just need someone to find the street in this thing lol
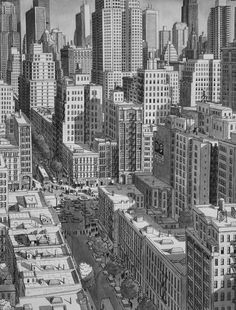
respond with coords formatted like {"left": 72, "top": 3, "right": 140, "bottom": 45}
{"left": 66, "top": 231, "right": 124, "bottom": 310}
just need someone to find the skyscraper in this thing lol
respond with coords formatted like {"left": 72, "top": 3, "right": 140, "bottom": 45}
{"left": 6, "top": 46, "right": 21, "bottom": 96}
{"left": 159, "top": 26, "right": 171, "bottom": 57}
{"left": 207, "top": 0, "right": 234, "bottom": 59}
{"left": 74, "top": 2, "right": 92, "bottom": 47}
{"left": 0, "top": 1, "right": 20, "bottom": 81}
{"left": 33, "top": 0, "right": 50, "bottom": 30}
{"left": 181, "top": 0, "right": 198, "bottom": 37}
{"left": 142, "top": 8, "right": 159, "bottom": 55}
{"left": 92, "top": 0, "right": 142, "bottom": 98}
{"left": 172, "top": 22, "right": 188, "bottom": 57}
{"left": 26, "top": 6, "right": 46, "bottom": 54}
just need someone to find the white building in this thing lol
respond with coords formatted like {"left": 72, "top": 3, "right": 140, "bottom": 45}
{"left": 187, "top": 200, "right": 236, "bottom": 310}
{"left": 19, "top": 43, "right": 56, "bottom": 117}
{"left": 180, "top": 54, "right": 221, "bottom": 107}
{"left": 6, "top": 47, "right": 21, "bottom": 96}
{"left": 172, "top": 22, "right": 188, "bottom": 57}
{"left": 136, "top": 59, "right": 171, "bottom": 125}
{"left": 0, "top": 80, "right": 15, "bottom": 124}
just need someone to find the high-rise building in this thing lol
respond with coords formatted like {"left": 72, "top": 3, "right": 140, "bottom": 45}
{"left": 207, "top": 0, "right": 234, "bottom": 59}
{"left": 19, "top": 43, "right": 56, "bottom": 117}
{"left": 161, "top": 41, "right": 178, "bottom": 63}
{"left": 6, "top": 47, "right": 21, "bottom": 96}
{"left": 61, "top": 45, "right": 92, "bottom": 76}
{"left": 104, "top": 89, "right": 143, "bottom": 184}
{"left": 25, "top": 6, "right": 46, "bottom": 54}
{"left": 172, "top": 22, "right": 188, "bottom": 57}
{"left": 74, "top": 2, "right": 92, "bottom": 47}
{"left": 33, "top": 0, "right": 50, "bottom": 30}
{"left": 136, "top": 59, "right": 171, "bottom": 125}
{"left": 92, "top": 0, "right": 142, "bottom": 98}
{"left": 84, "top": 84, "right": 103, "bottom": 145}
{"left": 221, "top": 42, "right": 236, "bottom": 111}
{"left": 181, "top": 0, "right": 198, "bottom": 38}
{"left": 218, "top": 132, "right": 236, "bottom": 203}
{"left": 0, "top": 1, "right": 20, "bottom": 81}
{"left": 180, "top": 54, "right": 221, "bottom": 107}
{"left": 0, "top": 80, "right": 15, "bottom": 124}
{"left": 186, "top": 200, "right": 236, "bottom": 310}
{"left": 142, "top": 8, "right": 159, "bottom": 55}
{"left": 159, "top": 26, "right": 172, "bottom": 57}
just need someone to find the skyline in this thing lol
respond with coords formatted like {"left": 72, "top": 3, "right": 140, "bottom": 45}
{"left": 20, "top": 0, "right": 214, "bottom": 42}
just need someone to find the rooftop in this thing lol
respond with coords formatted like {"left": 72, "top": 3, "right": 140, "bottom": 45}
{"left": 99, "top": 184, "right": 143, "bottom": 206}
{"left": 194, "top": 202, "right": 236, "bottom": 229}
{"left": 64, "top": 143, "right": 98, "bottom": 155}
{"left": 31, "top": 107, "right": 54, "bottom": 122}
{"left": 121, "top": 208, "right": 186, "bottom": 275}
{"left": 134, "top": 173, "right": 172, "bottom": 189}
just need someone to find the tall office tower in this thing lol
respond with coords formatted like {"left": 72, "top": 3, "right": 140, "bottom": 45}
{"left": 136, "top": 59, "right": 171, "bottom": 125}
{"left": 180, "top": 54, "right": 221, "bottom": 107}
{"left": 181, "top": 0, "right": 198, "bottom": 37}
{"left": 123, "top": 0, "right": 143, "bottom": 72}
{"left": 221, "top": 42, "right": 236, "bottom": 111}
{"left": 142, "top": 124, "right": 157, "bottom": 172}
{"left": 1, "top": 0, "right": 21, "bottom": 43}
{"left": 61, "top": 45, "right": 92, "bottom": 76}
{"left": 104, "top": 89, "right": 143, "bottom": 184}
{"left": 19, "top": 43, "right": 56, "bottom": 117}
{"left": 0, "top": 80, "right": 15, "bottom": 123}
{"left": 142, "top": 8, "right": 159, "bottom": 56}
{"left": 0, "top": 1, "right": 20, "bottom": 81}
{"left": 186, "top": 200, "right": 236, "bottom": 310}
{"left": 74, "top": 2, "right": 92, "bottom": 47}
{"left": 165, "top": 65, "right": 180, "bottom": 105}
{"left": 198, "top": 32, "right": 208, "bottom": 55}
{"left": 26, "top": 7, "right": 46, "bottom": 54}
{"left": 172, "top": 22, "right": 188, "bottom": 57}
{"left": 92, "top": 0, "right": 142, "bottom": 98}
{"left": 55, "top": 73, "right": 91, "bottom": 154}
{"left": 6, "top": 47, "right": 21, "bottom": 95}
{"left": 159, "top": 26, "right": 171, "bottom": 57}
{"left": 207, "top": 0, "right": 234, "bottom": 59}
{"left": 33, "top": 0, "right": 50, "bottom": 30}
{"left": 84, "top": 84, "right": 103, "bottom": 145}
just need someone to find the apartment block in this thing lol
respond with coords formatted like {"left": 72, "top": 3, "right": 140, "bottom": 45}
{"left": 61, "top": 143, "right": 99, "bottom": 187}
{"left": 98, "top": 184, "right": 144, "bottom": 253}
{"left": 0, "top": 80, "right": 15, "bottom": 124}
{"left": 5, "top": 190, "right": 84, "bottom": 309}
{"left": 61, "top": 45, "right": 92, "bottom": 76}
{"left": 104, "top": 89, "right": 143, "bottom": 184}
{"left": 218, "top": 132, "right": 236, "bottom": 203}
{"left": 117, "top": 208, "right": 187, "bottom": 310}
{"left": 186, "top": 200, "right": 236, "bottom": 310}
{"left": 19, "top": 43, "right": 56, "bottom": 117}
{"left": 221, "top": 42, "right": 236, "bottom": 111}
{"left": 134, "top": 173, "right": 173, "bottom": 216}
{"left": 180, "top": 54, "right": 221, "bottom": 107}
{"left": 197, "top": 101, "right": 236, "bottom": 140}
{"left": 136, "top": 60, "right": 171, "bottom": 125}
{"left": 93, "top": 137, "right": 118, "bottom": 184}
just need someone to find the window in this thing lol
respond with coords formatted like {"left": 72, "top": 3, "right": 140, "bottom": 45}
{"left": 220, "top": 292, "right": 225, "bottom": 301}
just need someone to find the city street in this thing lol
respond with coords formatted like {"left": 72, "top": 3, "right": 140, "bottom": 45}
{"left": 65, "top": 230, "right": 124, "bottom": 310}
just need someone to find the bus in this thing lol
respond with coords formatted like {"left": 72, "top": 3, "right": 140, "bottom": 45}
{"left": 37, "top": 166, "right": 50, "bottom": 184}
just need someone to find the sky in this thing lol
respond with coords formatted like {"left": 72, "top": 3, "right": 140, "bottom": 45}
{"left": 21, "top": 0, "right": 214, "bottom": 42}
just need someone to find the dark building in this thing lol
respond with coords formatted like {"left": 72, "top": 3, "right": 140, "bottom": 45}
{"left": 181, "top": 0, "right": 198, "bottom": 37}
{"left": 33, "top": 0, "right": 50, "bottom": 30}
{"left": 25, "top": 7, "right": 46, "bottom": 53}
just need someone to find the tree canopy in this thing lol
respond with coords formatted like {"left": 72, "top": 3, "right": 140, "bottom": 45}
{"left": 120, "top": 277, "right": 139, "bottom": 300}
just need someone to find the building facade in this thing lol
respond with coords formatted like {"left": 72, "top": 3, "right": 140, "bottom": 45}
{"left": 172, "top": 22, "right": 188, "bottom": 57}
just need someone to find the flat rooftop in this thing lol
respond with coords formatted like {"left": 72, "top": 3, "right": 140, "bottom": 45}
{"left": 194, "top": 203, "right": 236, "bottom": 229}
{"left": 31, "top": 107, "right": 54, "bottom": 122}
{"left": 99, "top": 184, "right": 143, "bottom": 205}
{"left": 134, "top": 173, "right": 172, "bottom": 189}
{"left": 64, "top": 143, "right": 98, "bottom": 155}
{"left": 121, "top": 208, "right": 186, "bottom": 275}
{"left": 16, "top": 292, "right": 84, "bottom": 310}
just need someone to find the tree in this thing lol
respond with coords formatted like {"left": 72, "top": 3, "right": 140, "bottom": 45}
{"left": 137, "top": 298, "right": 156, "bottom": 310}
{"left": 92, "top": 239, "right": 108, "bottom": 256}
{"left": 51, "top": 160, "right": 63, "bottom": 177}
{"left": 105, "top": 262, "right": 122, "bottom": 277}
{"left": 120, "top": 277, "right": 139, "bottom": 300}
